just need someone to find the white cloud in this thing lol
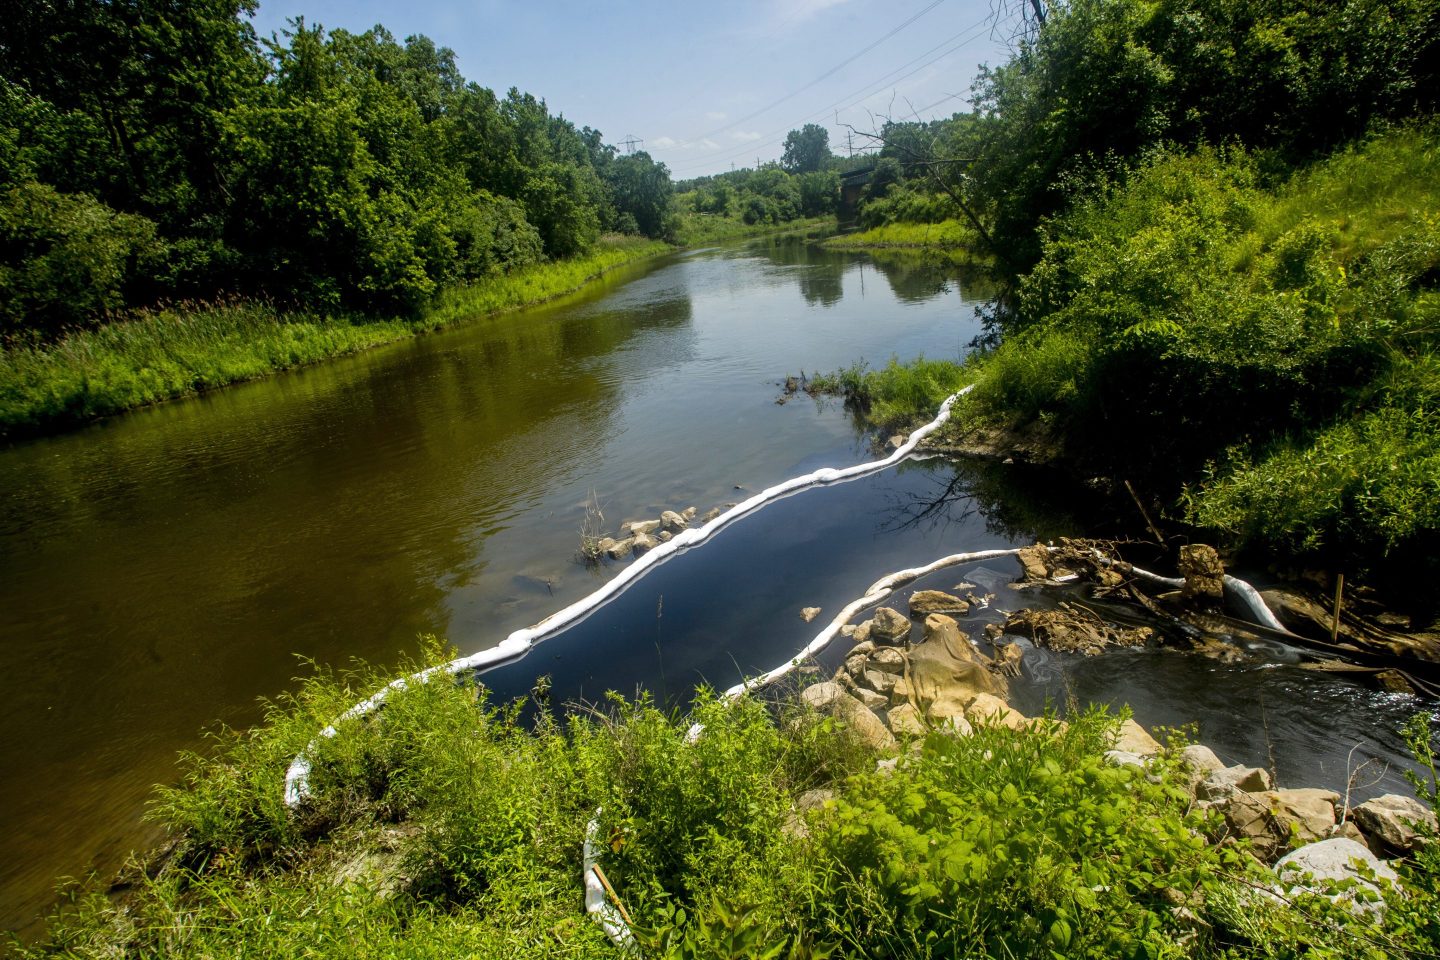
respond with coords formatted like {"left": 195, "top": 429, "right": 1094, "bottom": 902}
{"left": 651, "top": 136, "right": 679, "bottom": 149}
{"left": 732, "top": 130, "right": 762, "bottom": 142}
{"left": 705, "top": 111, "right": 727, "bottom": 121}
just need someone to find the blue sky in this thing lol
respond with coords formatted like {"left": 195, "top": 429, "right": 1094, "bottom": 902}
{"left": 247, "top": 0, "right": 1012, "bottom": 179}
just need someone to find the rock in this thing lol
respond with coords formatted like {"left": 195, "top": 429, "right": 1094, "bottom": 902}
{"left": 965, "top": 693, "right": 1028, "bottom": 730}
{"left": 631, "top": 533, "right": 659, "bottom": 554}
{"left": 658, "top": 530, "right": 673, "bottom": 542}
{"left": 1328, "top": 820, "right": 1368, "bottom": 845}
{"left": 596, "top": 537, "right": 617, "bottom": 553}
{"left": 1179, "top": 544, "right": 1225, "bottom": 603}
{"left": 605, "top": 537, "right": 636, "bottom": 560}
{"left": 840, "top": 624, "right": 856, "bottom": 638}
{"left": 1115, "top": 718, "right": 1163, "bottom": 757}
{"left": 860, "top": 669, "right": 897, "bottom": 696}
{"left": 1106, "top": 750, "right": 1148, "bottom": 769}
{"left": 1224, "top": 788, "right": 1339, "bottom": 861}
{"left": 702, "top": 508, "right": 721, "bottom": 522}
{"left": 1016, "top": 544, "right": 1051, "bottom": 581}
{"left": 888, "top": 676, "right": 912, "bottom": 706}
{"left": 887, "top": 703, "right": 927, "bottom": 736}
{"left": 681, "top": 506, "right": 697, "bottom": 521}
{"left": 843, "top": 654, "right": 868, "bottom": 678}
{"left": 869, "top": 647, "right": 905, "bottom": 674}
{"left": 1353, "top": 794, "right": 1438, "bottom": 855}
{"left": 800, "top": 682, "right": 896, "bottom": 751}
{"left": 850, "top": 639, "right": 876, "bottom": 657}
{"left": 937, "top": 714, "right": 974, "bottom": 737}
{"left": 853, "top": 686, "right": 889, "bottom": 711}
{"left": 909, "top": 590, "right": 970, "bottom": 618}
{"left": 871, "top": 607, "right": 912, "bottom": 645}
{"left": 1197, "top": 764, "right": 1273, "bottom": 801}
{"left": 1180, "top": 744, "right": 1225, "bottom": 779}
{"left": 660, "top": 510, "right": 688, "bottom": 533}
{"left": 800, "top": 606, "right": 822, "bottom": 623}
{"left": 1274, "top": 838, "right": 1399, "bottom": 917}
{"left": 906, "top": 615, "right": 1004, "bottom": 721}
{"left": 623, "top": 519, "right": 660, "bottom": 536}
{"left": 888, "top": 434, "right": 907, "bottom": 449}
{"left": 852, "top": 622, "right": 872, "bottom": 645}
{"left": 783, "top": 788, "right": 836, "bottom": 839}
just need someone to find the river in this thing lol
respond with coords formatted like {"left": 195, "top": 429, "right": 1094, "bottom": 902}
{"left": 0, "top": 234, "right": 1425, "bottom": 936}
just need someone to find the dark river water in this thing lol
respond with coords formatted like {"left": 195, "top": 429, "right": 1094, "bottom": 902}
{"left": 0, "top": 235, "right": 1428, "bottom": 936}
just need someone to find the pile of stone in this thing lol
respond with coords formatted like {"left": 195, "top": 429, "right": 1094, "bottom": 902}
{"left": 592, "top": 506, "right": 722, "bottom": 560}
{"left": 802, "top": 590, "right": 1031, "bottom": 749}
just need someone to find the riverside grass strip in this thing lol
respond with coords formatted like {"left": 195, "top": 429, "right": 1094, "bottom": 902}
{"left": 0, "top": 238, "right": 672, "bottom": 440}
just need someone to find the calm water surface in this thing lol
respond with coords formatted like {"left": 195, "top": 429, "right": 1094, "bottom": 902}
{"left": 0, "top": 237, "right": 992, "bottom": 932}
{"left": 0, "top": 236, "right": 1427, "bottom": 936}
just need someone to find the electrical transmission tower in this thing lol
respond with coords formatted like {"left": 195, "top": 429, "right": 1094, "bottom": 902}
{"left": 619, "top": 134, "right": 643, "bottom": 155}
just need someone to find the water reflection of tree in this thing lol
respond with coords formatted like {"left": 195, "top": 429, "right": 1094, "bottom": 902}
{"left": 867, "top": 250, "right": 1002, "bottom": 305}
{"left": 878, "top": 458, "right": 1099, "bottom": 542}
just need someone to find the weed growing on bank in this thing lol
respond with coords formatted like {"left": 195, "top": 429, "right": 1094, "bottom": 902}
{"left": 20, "top": 640, "right": 1440, "bottom": 958}
{"left": 0, "top": 238, "right": 671, "bottom": 440}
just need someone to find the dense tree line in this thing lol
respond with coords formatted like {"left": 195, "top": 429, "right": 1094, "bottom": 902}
{"left": 0, "top": 0, "right": 676, "bottom": 337}
{"left": 862, "top": 0, "right": 1440, "bottom": 270}
{"left": 677, "top": 125, "right": 848, "bottom": 227}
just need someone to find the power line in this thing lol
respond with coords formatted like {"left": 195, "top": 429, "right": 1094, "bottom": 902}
{"left": 663, "top": 0, "right": 947, "bottom": 151}
{"left": 668, "top": 15, "right": 992, "bottom": 175}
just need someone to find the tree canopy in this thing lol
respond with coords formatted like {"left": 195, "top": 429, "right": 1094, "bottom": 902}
{"left": 0, "top": 2, "right": 676, "bottom": 335}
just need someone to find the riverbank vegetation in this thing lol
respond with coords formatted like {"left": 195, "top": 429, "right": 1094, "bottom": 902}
{"left": 19, "top": 642, "right": 1440, "bottom": 958}
{"left": 0, "top": 1, "right": 683, "bottom": 435}
{"left": 0, "top": 237, "right": 668, "bottom": 438}
{"left": 819, "top": 0, "right": 1440, "bottom": 587}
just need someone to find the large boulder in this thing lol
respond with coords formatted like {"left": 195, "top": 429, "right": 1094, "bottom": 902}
{"left": 1353, "top": 794, "right": 1437, "bottom": 855}
{"left": 660, "top": 510, "right": 688, "bottom": 533}
{"left": 1180, "top": 744, "right": 1225, "bottom": 777}
{"left": 801, "top": 682, "right": 896, "bottom": 751}
{"left": 632, "top": 533, "right": 660, "bottom": 554}
{"left": 1274, "top": 838, "right": 1399, "bottom": 918}
{"left": 909, "top": 590, "right": 970, "bottom": 618}
{"left": 1115, "top": 718, "right": 1163, "bottom": 757}
{"left": 605, "top": 537, "right": 636, "bottom": 560}
{"left": 869, "top": 647, "right": 905, "bottom": 674}
{"left": 871, "top": 607, "right": 912, "bottom": 645}
{"left": 623, "top": 519, "right": 660, "bottom": 536}
{"left": 886, "top": 703, "right": 927, "bottom": 737}
{"left": 1197, "top": 764, "right": 1273, "bottom": 802}
{"left": 1224, "top": 788, "right": 1339, "bottom": 862}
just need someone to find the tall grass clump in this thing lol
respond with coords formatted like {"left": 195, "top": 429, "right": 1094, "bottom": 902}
{"left": 810, "top": 356, "right": 973, "bottom": 428}
{"left": 0, "top": 237, "right": 671, "bottom": 440}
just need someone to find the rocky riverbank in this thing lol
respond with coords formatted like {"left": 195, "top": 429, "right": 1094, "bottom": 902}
{"left": 797, "top": 549, "right": 1437, "bottom": 917}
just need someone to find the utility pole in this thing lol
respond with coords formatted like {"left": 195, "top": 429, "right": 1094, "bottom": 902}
{"left": 619, "top": 134, "right": 642, "bottom": 155}
{"left": 847, "top": 130, "right": 853, "bottom": 158}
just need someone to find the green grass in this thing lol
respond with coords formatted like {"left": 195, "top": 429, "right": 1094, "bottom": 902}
{"left": 0, "top": 237, "right": 672, "bottom": 440}
{"left": 822, "top": 219, "right": 982, "bottom": 253}
{"left": 17, "top": 640, "right": 1440, "bottom": 958}
{"left": 809, "top": 356, "right": 974, "bottom": 429}
{"left": 672, "top": 210, "right": 832, "bottom": 247}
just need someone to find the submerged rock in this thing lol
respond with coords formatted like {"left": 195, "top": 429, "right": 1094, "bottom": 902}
{"left": 623, "top": 519, "right": 660, "bottom": 536}
{"left": 660, "top": 510, "right": 688, "bottom": 533}
{"left": 800, "top": 606, "right": 822, "bottom": 623}
{"left": 632, "top": 533, "right": 660, "bottom": 554}
{"left": 605, "top": 537, "right": 635, "bottom": 560}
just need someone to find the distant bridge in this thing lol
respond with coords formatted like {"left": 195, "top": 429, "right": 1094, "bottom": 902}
{"left": 838, "top": 164, "right": 877, "bottom": 209}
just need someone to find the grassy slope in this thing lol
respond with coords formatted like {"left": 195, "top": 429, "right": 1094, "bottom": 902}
{"left": 672, "top": 209, "right": 833, "bottom": 246}
{"left": 0, "top": 237, "right": 672, "bottom": 440}
{"left": 822, "top": 126, "right": 1440, "bottom": 573}
{"left": 822, "top": 218, "right": 979, "bottom": 251}
{"left": 17, "top": 642, "right": 1439, "bottom": 958}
